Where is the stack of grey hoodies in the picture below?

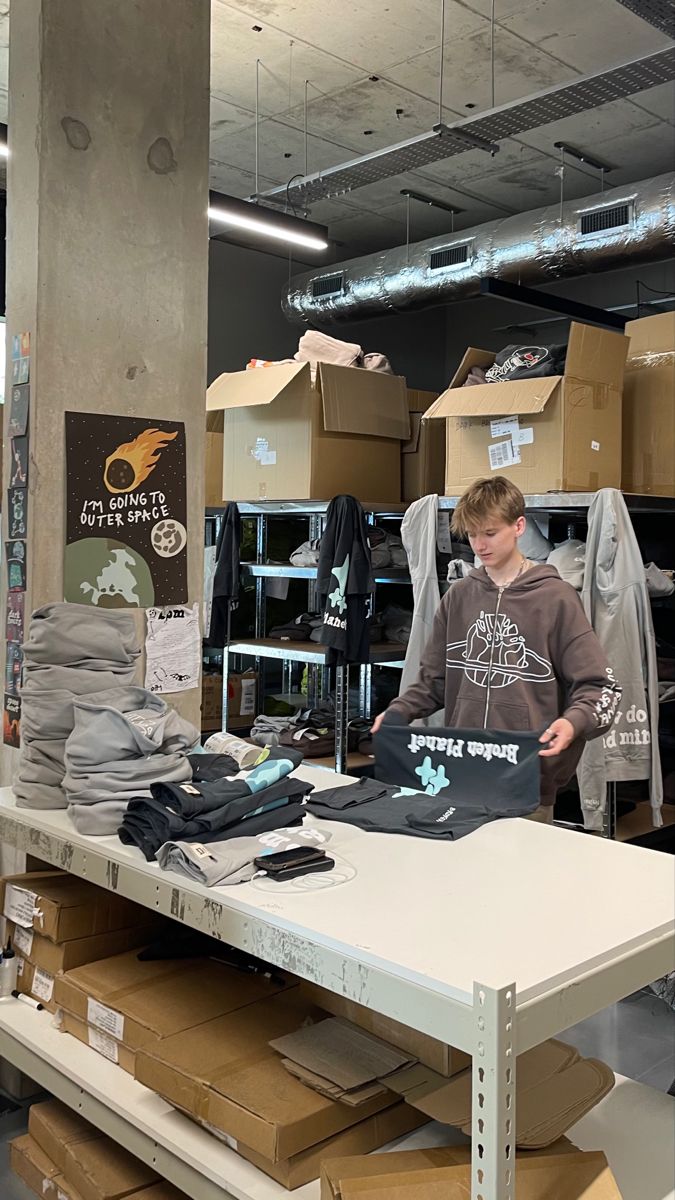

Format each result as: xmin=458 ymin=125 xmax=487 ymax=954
xmin=17 ymin=604 xmax=200 ymax=836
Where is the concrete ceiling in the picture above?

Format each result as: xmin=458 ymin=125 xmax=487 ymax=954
xmin=0 ymin=0 xmax=673 ymax=257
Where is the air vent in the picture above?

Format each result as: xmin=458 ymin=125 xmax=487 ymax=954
xmin=580 ymin=203 xmax=632 ymax=235
xmin=429 ymin=244 xmax=469 ymax=270
xmin=311 ymin=273 xmax=344 ymax=298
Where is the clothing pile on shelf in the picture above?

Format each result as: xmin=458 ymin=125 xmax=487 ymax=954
xmin=246 ymin=330 xmax=394 ymax=376
xmin=488 ymin=343 xmax=568 ymax=383
xmin=548 ymin=536 xmax=674 ymax=598
xmin=119 ymin=746 xmax=311 ymax=861
xmin=268 ymin=605 xmax=411 ymax=648
xmin=16 ymin=604 xmax=140 ymax=811
xmin=250 ymin=703 xmax=375 ymax=759
xmin=290 ymin=524 xmax=407 ymax=571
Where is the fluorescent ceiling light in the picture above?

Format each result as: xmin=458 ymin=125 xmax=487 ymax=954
xmin=208 ymin=193 xmax=328 ymax=251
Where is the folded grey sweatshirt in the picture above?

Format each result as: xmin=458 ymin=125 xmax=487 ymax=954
xmin=16 ymin=606 xmax=140 ymax=811
xmin=21 ymin=603 xmax=140 ymax=669
xmin=63 ymin=686 xmax=199 ymax=833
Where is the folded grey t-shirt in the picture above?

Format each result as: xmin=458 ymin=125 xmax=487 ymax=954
xmin=156 ymin=826 xmax=332 ymax=886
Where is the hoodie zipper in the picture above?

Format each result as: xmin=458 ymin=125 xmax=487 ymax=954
xmin=482 ymin=586 xmax=504 ymax=729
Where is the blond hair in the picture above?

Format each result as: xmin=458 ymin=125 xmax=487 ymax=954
xmin=451 ymin=476 xmax=525 ymax=536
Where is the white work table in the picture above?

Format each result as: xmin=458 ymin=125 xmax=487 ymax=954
xmin=0 ymin=771 xmax=673 ymax=1200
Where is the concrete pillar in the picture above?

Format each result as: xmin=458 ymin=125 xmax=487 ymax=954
xmin=2 ymin=0 xmax=210 ymax=778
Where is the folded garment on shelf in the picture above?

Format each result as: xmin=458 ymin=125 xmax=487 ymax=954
xmin=15 ymin=605 xmax=140 ymax=811
xmin=380 ymin=604 xmax=412 ymax=645
xmin=269 ymin=612 xmax=323 ymax=641
xmin=446 ymin=560 xmax=473 ymax=582
xmin=157 ymin=825 xmax=332 ymax=886
xmin=518 ymin=517 xmax=553 ymax=563
xmin=250 ymin=713 xmax=300 ymax=747
xmin=62 ymin=686 xmax=199 ymax=834
xmin=120 ymin=766 xmax=314 ymax=860
xmin=280 ymin=726 xmax=336 ymax=757
xmin=645 ymin=562 xmax=675 ymax=597
xmin=290 ymin=539 xmax=322 ymax=568
xmin=362 ymin=352 xmax=393 ymax=374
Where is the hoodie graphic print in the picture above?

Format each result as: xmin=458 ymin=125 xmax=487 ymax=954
xmin=384 ymin=564 xmax=621 ymax=803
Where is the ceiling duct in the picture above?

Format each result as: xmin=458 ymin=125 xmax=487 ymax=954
xmin=282 ymin=173 xmax=675 ymax=323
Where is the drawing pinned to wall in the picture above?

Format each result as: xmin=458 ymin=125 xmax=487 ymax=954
xmin=64 ymin=413 xmax=188 ymax=608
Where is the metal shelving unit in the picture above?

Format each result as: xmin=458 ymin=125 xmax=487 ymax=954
xmin=0 ymin=785 xmax=673 ymax=1200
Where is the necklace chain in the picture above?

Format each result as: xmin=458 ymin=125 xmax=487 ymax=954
xmin=487 ymin=555 xmax=527 ymax=589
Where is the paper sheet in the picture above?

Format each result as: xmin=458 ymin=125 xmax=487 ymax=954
xmin=144 ymin=603 xmax=201 ymax=694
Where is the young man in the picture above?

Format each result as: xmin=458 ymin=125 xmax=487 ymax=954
xmin=373 ymin=477 xmax=621 ymax=821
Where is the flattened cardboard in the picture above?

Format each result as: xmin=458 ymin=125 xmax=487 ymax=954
xmin=323 ymin=1152 xmax=622 ymax=1200
xmin=236 ymin=1101 xmax=428 ymax=1190
xmin=209 ymin=362 xmax=409 ymax=502
xmin=301 ymin=982 xmax=470 ymax=1079
xmin=6 ymin=919 xmax=160 ymax=976
xmin=64 ymin=1133 xmax=158 ymax=1200
xmin=136 ymin=1186 xmax=190 ymax=1200
xmin=54 ymin=949 xmax=293 ymax=1050
xmin=135 ymin=991 xmax=398 ymax=1162
xmin=622 ymin=311 xmax=675 ymax=496
xmin=29 ymin=1099 xmax=103 ymax=1176
xmin=9 ymin=1133 xmax=61 ymax=1198
xmin=282 ymin=1059 xmax=389 ymax=1107
xmin=61 ymin=1012 xmax=137 ymax=1075
xmin=425 ymin=322 xmax=627 ymax=494
xmin=1 ymin=872 xmax=148 ymax=943
xmin=270 ymin=1017 xmax=415 ymax=1090
xmin=320 ymin=1144 xmax=589 ymax=1200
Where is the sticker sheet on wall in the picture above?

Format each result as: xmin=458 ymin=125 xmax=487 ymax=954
xmin=64 ymin=413 xmax=188 ymax=608
xmin=4 ymin=333 xmax=30 ymax=748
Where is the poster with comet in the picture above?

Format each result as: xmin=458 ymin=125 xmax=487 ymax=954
xmin=64 ymin=413 xmax=187 ymax=608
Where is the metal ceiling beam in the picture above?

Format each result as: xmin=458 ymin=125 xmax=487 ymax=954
xmin=479 ymin=277 xmax=629 ymax=330
xmin=256 ymin=46 xmax=675 ymax=207
xmin=614 ymin=0 xmax=675 ymax=38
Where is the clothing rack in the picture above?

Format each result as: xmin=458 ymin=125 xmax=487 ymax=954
xmin=205 ymin=492 xmax=675 ymax=837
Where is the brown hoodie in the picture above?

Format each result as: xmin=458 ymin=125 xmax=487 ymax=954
xmin=385 ymin=564 xmax=621 ymax=804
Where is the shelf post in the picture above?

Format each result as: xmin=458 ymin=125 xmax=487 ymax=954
xmin=471 ymin=981 xmax=516 ymax=1200
xmin=335 ymin=664 xmax=349 ymax=774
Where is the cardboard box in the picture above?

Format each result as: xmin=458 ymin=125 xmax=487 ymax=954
xmin=237 ymin=1101 xmax=428 ymax=1190
xmin=7 ymin=919 xmax=161 ymax=976
xmin=29 ymin=1099 xmax=103 ymax=1176
xmin=301 ymin=983 xmax=470 ymax=1079
xmin=54 ymin=949 xmax=293 ymax=1051
xmin=135 ymin=991 xmax=399 ymax=1162
xmin=622 ymin=311 xmax=675 ymax=496
xmin=64 ymin=1134 xmax=158 ymax=1200
xmin=321 ymin=1150 xmax=620 ymax=1199
xmin=425 ymin=323 xmax=628 ymax=494
xmin=61 ymin=1011 xmax=138 ymax=1075
xmin=16 ymin=956 xmax=59 ymax=1013
xmin=207 ymin=362 xmax=410 ymax=502
xmin=1 ymin=872 xmax=148 ymax=943
xmin=10 ymin=1133 xmax=61 ymax=1199
xmin=205 ymin=409 xmax=225 ymax=506
xmin=201 ymin=671 xmax=223 ymax=732
xmin=402 ymin=389 xmax=446 ymax=502
xmin=227 ymin=669 xmax=258 ymax=730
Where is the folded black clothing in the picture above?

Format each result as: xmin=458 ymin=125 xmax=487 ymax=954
xmin=485 ymin=342 xmax=567 ymax=383
xmin=307 ymin=786 xmax=515 ymax=841
xmin=269 ymin=613 xmax=322 ymax=641
xmin=310 ymin=778 xmax=388 ymax=810
xmin=119 ymin=777 xmax=313 ymax=860
xmin=188 ymin=746 xmax=303 ymax=784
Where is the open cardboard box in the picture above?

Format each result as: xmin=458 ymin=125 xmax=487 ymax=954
xmin=622 ymin=311 xmax=675 ymax=496
xmin=401 ymin=388 xmax=445 ymax=502
xmin=424 ymin=323 xmax=628 ymax=494
xmin=207 ymin=362 xmax=410 ymax=502
xmin=135 ymin=991 xmax=402 ymax=1163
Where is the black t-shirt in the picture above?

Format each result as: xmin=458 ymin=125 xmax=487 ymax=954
xmin=374 ymin=724 xmax=541 ymax=816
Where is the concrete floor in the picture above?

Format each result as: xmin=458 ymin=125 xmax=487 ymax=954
xmin=0 ymin=989 xmax=672 ymax=1197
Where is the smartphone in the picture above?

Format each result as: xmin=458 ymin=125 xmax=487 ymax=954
xmin=265 ymin=856 xmax=335 ymax=882
xmin=253 ymin=846 xmax=326 ymax=873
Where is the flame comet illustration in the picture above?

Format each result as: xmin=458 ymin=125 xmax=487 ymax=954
xmin=104 ymin=428 xmax=178 ymax=494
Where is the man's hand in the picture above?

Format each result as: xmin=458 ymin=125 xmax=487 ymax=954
xmin=371 ymin=712 xmax=385 ymax=735
xmin=539 ymin=718 xmax=575 ymax=757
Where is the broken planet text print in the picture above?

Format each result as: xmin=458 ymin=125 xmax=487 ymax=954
xmin=64 ymin=412 xmax=188 ymax=608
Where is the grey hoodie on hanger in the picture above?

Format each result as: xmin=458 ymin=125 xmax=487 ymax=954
xmin=400 ymin=495 xmax=444 ymax=727
xmin=578 ymin=489 xmax=663 ymax=829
